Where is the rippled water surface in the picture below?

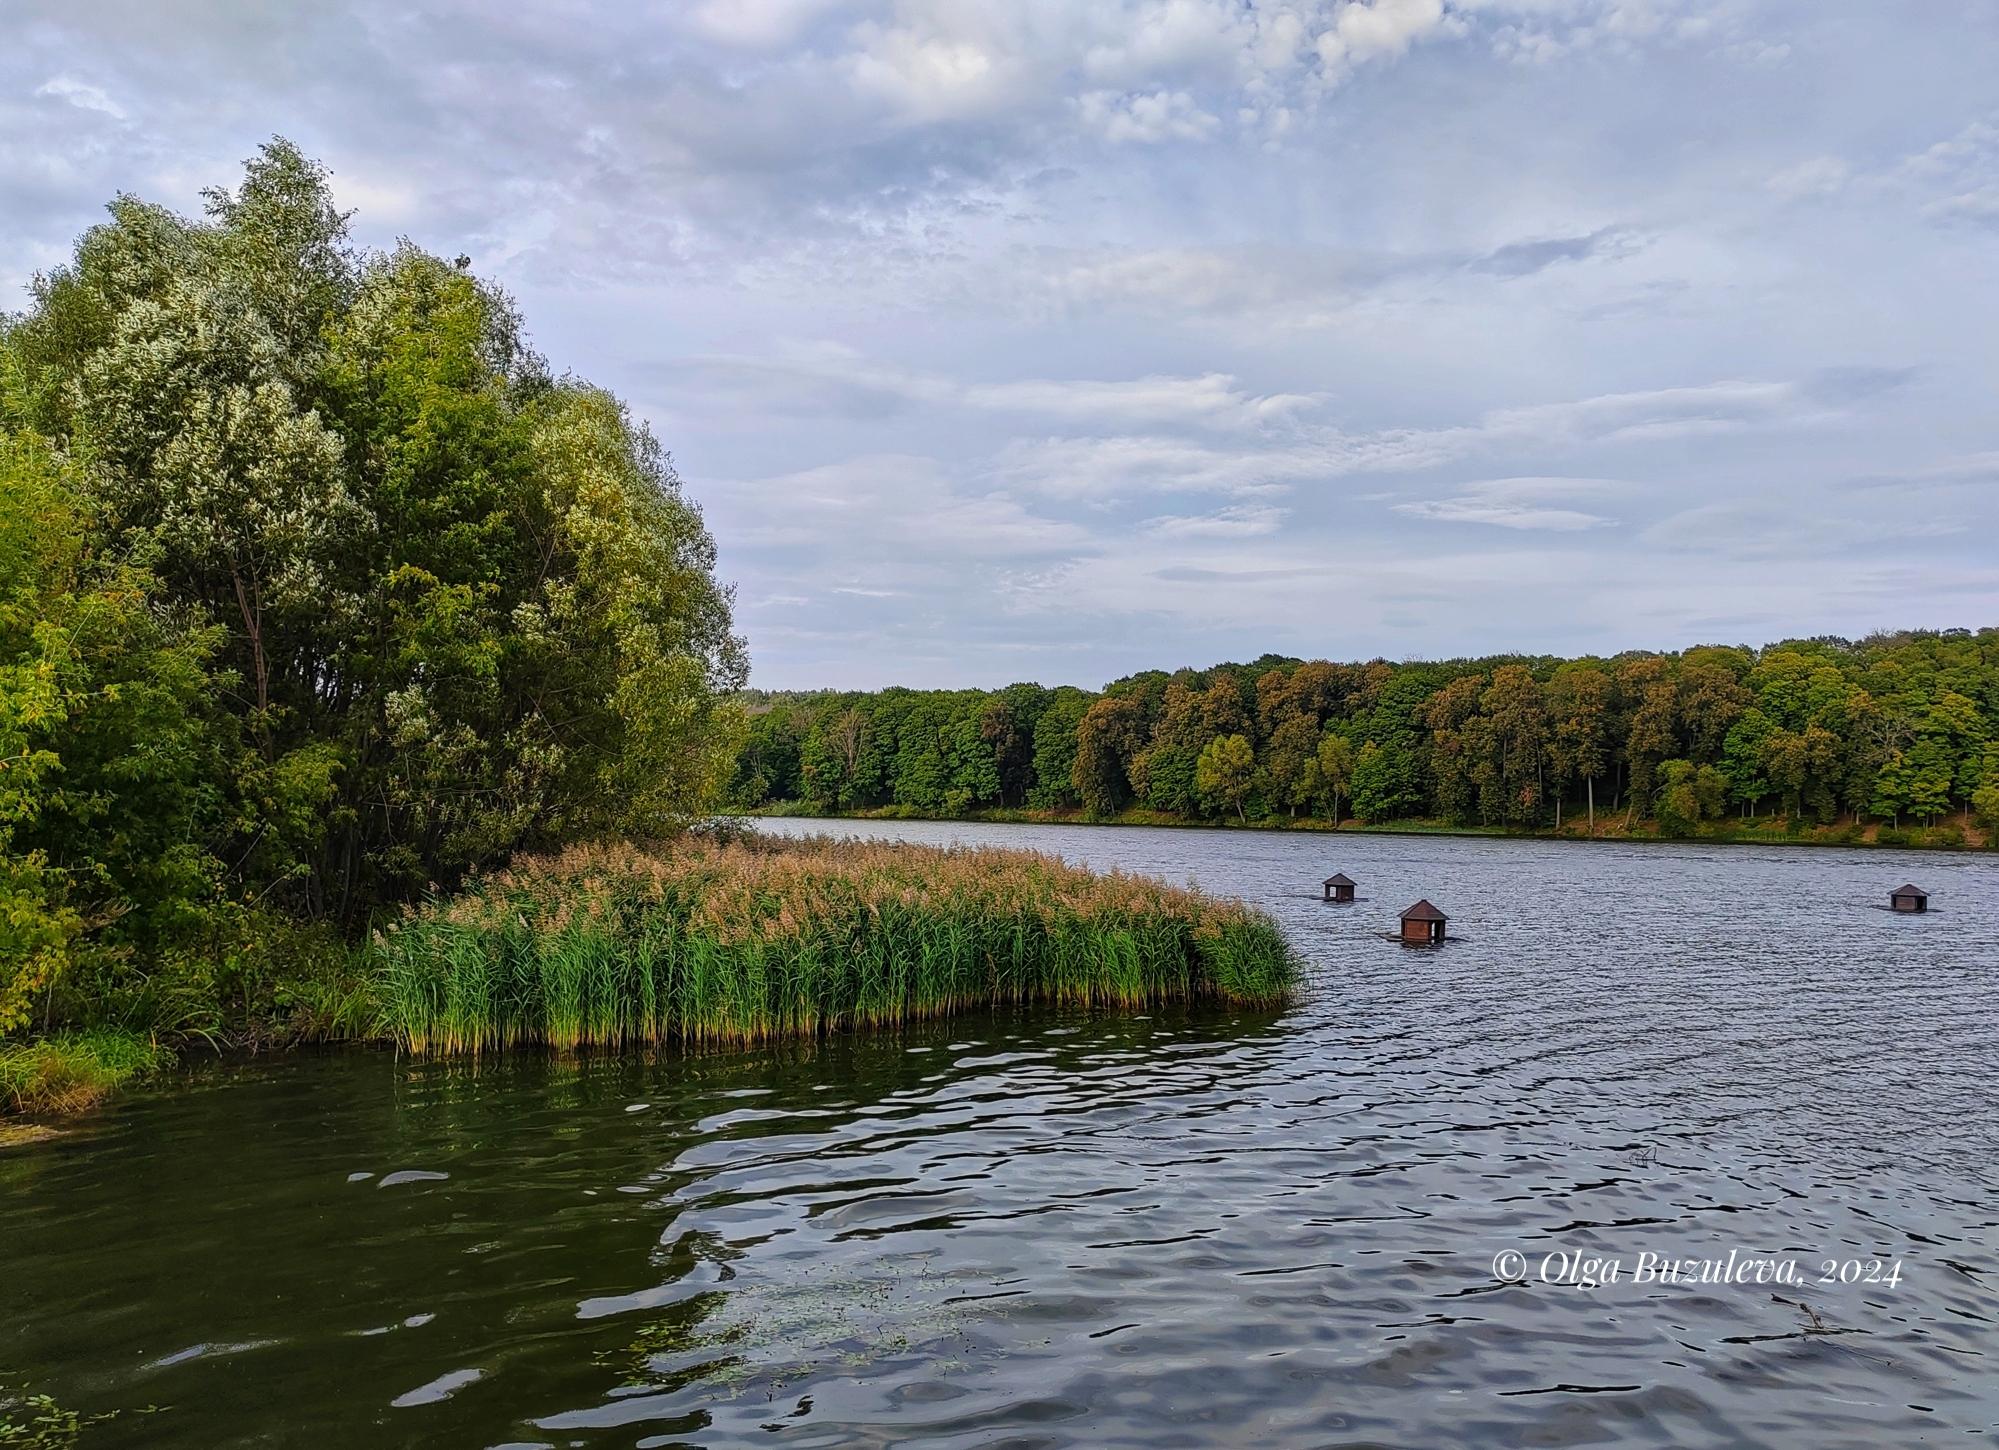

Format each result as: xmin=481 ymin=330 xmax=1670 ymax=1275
xmin=5 ymin=823 xmax=1997 ymax=1448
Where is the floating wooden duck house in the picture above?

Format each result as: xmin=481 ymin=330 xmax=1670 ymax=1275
xmin=1399 ymin=899 xmax=1447 ymax=945
xmin=1322 ymin=872 xmax=1356 ymax=903
xmin=1889 ymin=883 xmax=1929 ymax=914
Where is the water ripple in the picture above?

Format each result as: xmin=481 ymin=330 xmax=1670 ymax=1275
xmin=0 ymin=822 xmax=1994 ymax=1447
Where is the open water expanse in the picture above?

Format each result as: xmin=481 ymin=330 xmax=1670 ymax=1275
xmin=3 ymin=821 xmax=1995 ymax=1448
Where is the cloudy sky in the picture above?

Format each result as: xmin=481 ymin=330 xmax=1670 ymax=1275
xmin=7 ymin=1 xmax=1998 ymax=688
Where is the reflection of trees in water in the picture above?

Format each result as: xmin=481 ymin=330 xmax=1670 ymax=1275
xmin=384 ymin=1001 xmax=1292 ymax=1414
xmin=575 ymin=1006 xmax=1295 ymax=1408
xmin=392 ymin=999 xmax=1291 ymax=1134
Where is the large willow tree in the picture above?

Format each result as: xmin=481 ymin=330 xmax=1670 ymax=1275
xmin=0 ymin=140 xmax=744 ymax=988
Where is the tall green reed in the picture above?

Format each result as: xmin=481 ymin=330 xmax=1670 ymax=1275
xmin=375 ymin=835 xmax=1295 ymax=1054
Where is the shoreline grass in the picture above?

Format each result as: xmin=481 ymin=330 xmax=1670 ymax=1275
xmin=374 ymin=835 xmax=1295 ymax=1054
xmin=743 ymin=802 xmax=1992 ymax=853
xmin=0 ymin=1031 xmax=170 ymax=1116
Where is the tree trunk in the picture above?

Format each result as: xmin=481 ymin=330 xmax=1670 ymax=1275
xmin=1586 ymin=776 xmax=1594 ymax=833
xmin=230 ymin=562 xmax=273 ymax=760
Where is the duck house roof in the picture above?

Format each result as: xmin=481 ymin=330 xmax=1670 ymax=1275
xmin=1323 ymin=873 xmax=1356 ymax=887
xmin=1400 ymin=899 xmax=1446 ymax=922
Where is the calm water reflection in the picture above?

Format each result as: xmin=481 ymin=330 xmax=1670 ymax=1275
xmin=3 ymin=822 xmax=1995 ymax=1448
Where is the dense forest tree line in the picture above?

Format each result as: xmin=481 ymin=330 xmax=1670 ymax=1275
xmin=1 ymin=143 xmax=742 ymax=1038
xmin=730 ymin=632 xmax=1999 ymax=842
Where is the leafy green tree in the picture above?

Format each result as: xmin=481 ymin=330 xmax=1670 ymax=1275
xmin=1655 ymin=760 xmax=1729 ymax=837
xmin=892 ymin=698 xmax=952 ymax=810
xmin=1195 ymin=734 xmax=1255 ymax=823
xmin=4 ymin=140 xmax=745 ymax=941
xmin=1620 ymin=662 xmax=1679 ymax=819
xmin=1972 ymin=771 xmax=1999 ymax=836
xmin=1677 ymin=652 xmax=1750 ymax=760
xmin=726 ymin=630 xmax=1999 ymax=843
xmin=1696 ymin=763 xmax=1729 ymax=821
xmin=1028 ymin=690 xmax=1090 ymax=809
xmin=0 ymin=438 xmax=219 ymax=1031
xmin=1307 ymin=732 xmax=1356 ymax=824
xmin=1418 ymin=675 xmax=1485 ymax=825
xmin=1072 ymin=694 xmax=1145 ymax=817
xmin=1922 ymin=690 xmax=1988 ymax=808
xmin=1350 ymin=740 xmax=1423 ymax=822
xmin=795 ymin=703 xmax=862 ymax=808
xmin=730 ymin=707 xmax=803 ymax=806
xmin=1905 ymin=738 xmax=1954 ymax=824
xmin=945 ymin=706 xmax=1002 ymax=812
xmin=1481 ymin=664 xmax=1549 ymax=827
xmin=982 ymin=684 xmax=1048 ymax=807
xmin=1869 ymin=750 xmax=1913 ymax=826
xmin=1799 ymin=723 xmax=1843 ymax=822
xmin=1547 ymin=662 xmax=1611 ymax=830
xmin=1131 ymin=679 xmax=1209 ymax=815
xmin=1259 ymin=713 xmax=1320 ymax=816
xmin=1655 ymin=760 xmax=1702 ymax=837
xmin=1719 ymin=709 xmax=1775 ymax=818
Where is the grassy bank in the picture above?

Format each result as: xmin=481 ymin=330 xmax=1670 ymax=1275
xmin=1 ymin=925 xmax=383 ymax=1127
xmin=375 ymin=835 xmax=1294 ymax=1053
xmin=746 ymin=801 xmax=1993 ymax=852
xmin=0 ymin=1031 xmax=170 ymax=1116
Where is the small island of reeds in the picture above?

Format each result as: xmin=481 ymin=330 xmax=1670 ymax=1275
xmin=375 ymin=835 xmax=1295 ymax=1053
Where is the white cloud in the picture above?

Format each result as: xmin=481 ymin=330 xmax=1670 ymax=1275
xmin=1315 ymin=0 xmax=1454 ymax=73
xmin=1082 ymin=0 xmax=1259 ymax=85
xmin=1394 ymin=476 xmax=1627 ymax=530
xmin=994 ymin=434 xmax=1328 ymax=498
xmin=1140 ymin=503 xmax=1290 ymax=537
xmin=1075 ymin=88 xmax=1220 ymax=143
xmin=1039 ymin=247 xmax=1318 ymax=312
xmin=844 ymin=25 xmax=1014 ymax=123
xmin=1900 ymin=116 xmax=1999 ymax=181
xmin=1471 ymin=379 xmax=1821 ymax=447
xmin=1644 ymin=499 xmax=1968 ymax=560
xmin=682 ymin=0 xmax=847 ymax=49
xmin=667 ymin=348 xmax=1317 ymax=431
xmin=1766 ymin=155 xmax=1849 ymax=201
xmin=964 ymin=372 xmax=1315 ymax=427
xmin=1480 ymin=0 xmax=1744 ymax=65
xmin=5 ymin=0 xmax=1996 ymax=687
xmin=1923 ymin=186 xmax=1999 ymax=228
xmin=35 ymin=74 xmax=126 ymax=120
xmin=717 ymin=454 xmax=1094 ymax=559
xmin=987 ymin=372 xmax=1898 ymax=502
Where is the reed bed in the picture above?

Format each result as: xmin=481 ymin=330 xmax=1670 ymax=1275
xmin=375 ymin=835 xmax=1295 ymax=1053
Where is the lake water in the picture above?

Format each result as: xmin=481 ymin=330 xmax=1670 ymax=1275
xmin=4 ymin=822 xmax=1995 ymax=1448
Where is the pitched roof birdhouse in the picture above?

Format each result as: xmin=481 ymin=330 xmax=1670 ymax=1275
xmin=1399 ymin=899 xmax=1447 ymax=945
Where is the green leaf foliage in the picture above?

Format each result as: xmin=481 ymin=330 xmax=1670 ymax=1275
xmin=1 ymin=140 xmax=742 ymax=1040
xmin=726 ymin=632 xmax=1999 ymax=847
